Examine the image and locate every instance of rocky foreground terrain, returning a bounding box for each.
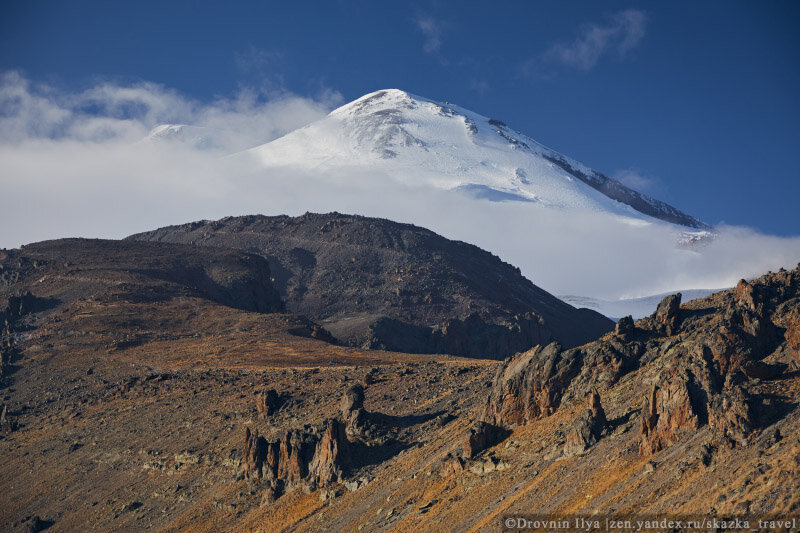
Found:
[0,236,799,532]
[129,213,612,358]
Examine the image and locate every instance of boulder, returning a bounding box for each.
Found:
[652,293,682,335]
[340,384,364,415]
[482,342,583,426]
[563,389,608,457]
[614,315,635,341]
[255,389,280,418]
[461,421,508,459]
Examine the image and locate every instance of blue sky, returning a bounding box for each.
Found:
[1,0,798,235]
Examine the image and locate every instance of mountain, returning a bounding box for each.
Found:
[3,234,798,530]
[244,89,709,231]
[128,213,613,358]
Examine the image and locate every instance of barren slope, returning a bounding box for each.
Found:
[129,213,612,358]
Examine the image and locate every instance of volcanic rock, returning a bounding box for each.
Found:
[255,389,280,418]
[614,315,635,341]
[340,384,365,415]
[652,293,682,335]
[308,419,351,486]
[563,390,608,457]
[639,374,701,456]
[239,418,355,497]
[128,213,613,358]
[461,421,508,459]
[482,342,583,426]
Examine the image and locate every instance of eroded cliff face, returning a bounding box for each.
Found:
[484,265,800,459]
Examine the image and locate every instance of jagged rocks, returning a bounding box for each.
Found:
[275,429,318,488]
[614,315,635,341]
[639,373,702,456]
[309,419,350,486]
[255,389,280,418]
[652,293,682,335]
[563,390,608,457]
[240,428,269,480]
[340,384,364,414]
[239,418,353,499]
[461,421,508,459]
[483,342,583,426]
[735,279,758,312]
[708,383,752,447]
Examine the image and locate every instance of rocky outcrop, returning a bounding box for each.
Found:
[255,389,280,418]
[461,421,508,459]
[652,293,682,335]
[239,418,352,498]
[614,315,635,342]
[308,419,351,485]
[483,338,642,427]
[482,343,583,426]
[488,265,800,460]
[340,384,371,437]
[708,382,752,447]
[564,390,607,457]
[639,373,702,456]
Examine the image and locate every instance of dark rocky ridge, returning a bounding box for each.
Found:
[128,213,613,358]
[483,264,800,456]
[0,238,284,317]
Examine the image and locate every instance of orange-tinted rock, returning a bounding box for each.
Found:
[639,375,701,456]
[564,390,607,457]
[653,293,682,335]
[256,389,280,418]
[309,419,350,486]
[482,343,583,426]
[461,421,508,459]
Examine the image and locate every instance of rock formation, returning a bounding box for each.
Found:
[482,342,583,426]
[614,315,635,342]
[639,373,701,456]
[564,389,608,457]
[652,293,682,336]
[239,419,353,498]
[255,389,280,418]
[486,266,800,461]
[461,421,508,460]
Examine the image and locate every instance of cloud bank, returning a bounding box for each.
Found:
[2,72,799,305]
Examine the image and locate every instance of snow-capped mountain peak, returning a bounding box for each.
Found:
[246,89,709,230]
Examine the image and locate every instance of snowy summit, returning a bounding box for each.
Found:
[246,89,708,230]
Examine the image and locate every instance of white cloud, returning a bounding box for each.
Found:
[613,168,659,192]
[416,16,443,54]
[530,9,646,74]
[2,72,799,308]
